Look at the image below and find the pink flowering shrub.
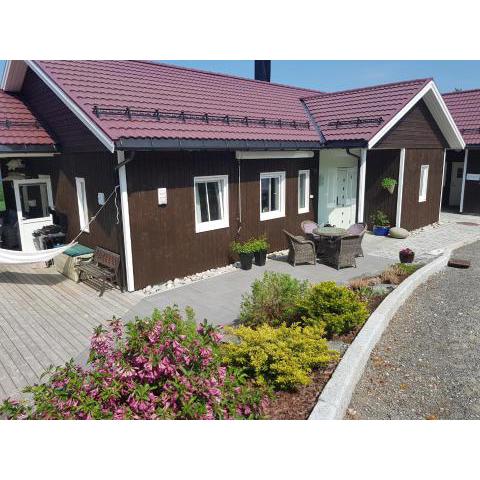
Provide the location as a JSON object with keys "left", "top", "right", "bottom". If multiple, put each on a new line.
{"left": 0, "top": 307, "right": 268, "bottom": 420}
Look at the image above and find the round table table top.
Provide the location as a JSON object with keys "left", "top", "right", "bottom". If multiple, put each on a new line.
{"left": 313, "top": 226, "right": 347, "bottom": 237}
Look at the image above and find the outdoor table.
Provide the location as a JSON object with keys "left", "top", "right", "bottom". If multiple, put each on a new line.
{"left": 312, "top": 226, "right": 347, "bottom": 237}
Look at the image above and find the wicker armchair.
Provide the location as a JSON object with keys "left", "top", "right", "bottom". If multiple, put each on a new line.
{"left": 283, "top": 230, "right": 316, "bottom": 266}
{"left": 346, "top": 222, "right": 367, "bottom": 257}
{"left": 320, "top": 234, "right": 359, "bottom": 270}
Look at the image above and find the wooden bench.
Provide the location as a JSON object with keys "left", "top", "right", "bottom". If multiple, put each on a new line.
{"left": 75, "top": 247, "right": 122, "bottom": 296}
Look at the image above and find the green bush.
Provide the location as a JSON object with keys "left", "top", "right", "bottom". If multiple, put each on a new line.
{"left": 231, "top": 240, "right": 256, "bottom": 255}
{"left": 239, "top": 272, "right": 308, "bottom": 327}
{"left": 249, "top": 235, "right": 270, "bottom": 252}
{"left": 394, "top": 262, "right": 422, "bottom": 275}
{"left": 222, "top": 323, "right": 338, "bottom": 390}
{"left": 297, "top": 281, "right": 369, "bottom": 337}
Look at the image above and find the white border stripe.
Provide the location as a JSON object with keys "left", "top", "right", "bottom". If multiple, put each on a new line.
{"left": 395, "top": 148, "right": 405, "bottom": 227}
{"left": 25, "top": 61, "right": 115, "bottom": 153}
{"left": 357, "top": 148, "right": 367, "bottom": 222}
{"left": 117, "top": 151, "right": 135, "bottom": 291}
{"left": 460, "top": 148, "right": 469, "bottom": 213}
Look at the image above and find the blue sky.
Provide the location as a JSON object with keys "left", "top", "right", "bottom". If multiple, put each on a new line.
{"left": 1, "top": 60, "right": 479, "bottom": 93}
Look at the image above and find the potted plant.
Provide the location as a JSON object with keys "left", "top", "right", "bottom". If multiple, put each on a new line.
{"left": 251, "top": 235, "right": 270, "bottom": 266}
{"left": 371, "top": 210, "right": 391, "bottom": 236}
{"left": 231, "top": 240, "right": 255, "bottom": 270}
{"left": 399, "top": 247, "right": 415, "bottom": 263}
{"left": 381, "top": 177, "right": 397, "bottom": 194}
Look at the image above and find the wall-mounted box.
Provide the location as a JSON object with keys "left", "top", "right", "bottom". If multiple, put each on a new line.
{"left": 158, "top": 188, "right": 167, "bottom": 205}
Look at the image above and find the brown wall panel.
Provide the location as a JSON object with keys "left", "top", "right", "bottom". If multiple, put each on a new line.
{"left": 21, "top": 68, "right": 107, "bottom": 153}
{"left": 401, "top": 149, "right": 444, "bottom": 230}
{"left": 27, "top": 152, "right": 121, "bottom": 253}
{"left": 364, "top": 149, "right": 400, "bottom": 228}
{"left": 126, "top": 151, "right": 318, "bottom": 289}
{"left": 375, "top": 100, "right": 448, "bottom": 150}
{"left": 463, "top": 149, "right": 480, "bottom": 214}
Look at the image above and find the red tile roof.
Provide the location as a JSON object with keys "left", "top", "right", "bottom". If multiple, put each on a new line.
{"left": 443, "top": 89, "right": 480, "bottom": 146}
{"left": 302, "top": 78, "right": 432, "bottom": 143}
{"left": 0, "top": 90, "right": 54, "bottom": 146}
{"left": 33, "top": 60, "right": 323, "bottom": 144}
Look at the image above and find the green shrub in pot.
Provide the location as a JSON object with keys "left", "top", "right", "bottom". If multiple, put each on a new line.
{"left": 250, "top": 235, "right": 270, "bottom": 266}
{"left": 231, "top": 240, "right": 256, "bottom": 270}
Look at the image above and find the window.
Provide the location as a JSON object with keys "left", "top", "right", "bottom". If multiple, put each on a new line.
{"left": 298, "top": 169, "right": 310, "bottom": 213}
{"left": 194, "top": 175, "right": 229, "bottom": 233}
{"left": 260, "top": 171, "right": 286, "bottom": 221}
{"left": 418, "top": 165, "right": 429, "bottom": 202}
{"left": 75, "top": 177, "right": 89, "bottom": 232}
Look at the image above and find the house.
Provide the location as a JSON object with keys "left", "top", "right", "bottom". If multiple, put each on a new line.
{"left": 0, "top": 60, "right": 464, "bottom": 291}
{"left": 442, "top": 89, "right": 480, "bottom": 214}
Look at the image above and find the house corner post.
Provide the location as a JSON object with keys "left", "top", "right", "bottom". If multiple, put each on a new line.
{"left": 117, "top": 151, "right": 135, "bottom": 292}
{"left": 395, "top": 148, "right": 406, "bottom": 228}
{"left": 460, "top": 148, "right": 469, "bottom": 213}
{"left": 357, "top": 148, "right": 367, "bottom": 222}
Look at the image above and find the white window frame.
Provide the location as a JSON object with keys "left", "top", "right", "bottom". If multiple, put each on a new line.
{"left": 193, "top": 175, "right": 229, "bottom": 233}
{"left": 75, "top": 177, "right": 89, "bottom": 233}
{"left": 259, "top": 171, "right": 286, "bottom": 221}
{"left": 418, "top": 165, "right": 429, "bottom": 203}
{"left": 298, "top": 169, "right": 310, "bottom": 214}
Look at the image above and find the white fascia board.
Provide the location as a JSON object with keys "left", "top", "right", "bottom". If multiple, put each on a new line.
{"left": 0, "top": 60, "right": 11, "bottom": 90}
{"left": 25, "top": 61, "right": 116, "bottom": 153}
{"left": 0, "top": 152, "right": 57, "bottom": 158}
{"left": 236, "top": 150, "right": 314, "bottom": 160}
{"left": 368, "top": 81, "right": 465, "bottom": 150}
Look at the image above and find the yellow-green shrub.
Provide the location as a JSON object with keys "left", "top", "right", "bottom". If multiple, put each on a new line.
{"left": 222, "top": 323, "right": 338, "bottom": 391}
{"left": 297, "top": 281, "right": 369, "bottom": 337}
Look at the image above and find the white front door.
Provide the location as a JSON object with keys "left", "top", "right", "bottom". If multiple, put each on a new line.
{"left": 449, "top": 161, "right": 464, "bottom": 207}
{"left": 13, "top": 178, "right": 54, "bottom": 252}
{"left": 329, "top": 167, "right": 357, "bottom": 228}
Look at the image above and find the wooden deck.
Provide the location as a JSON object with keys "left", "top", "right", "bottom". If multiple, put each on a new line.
{"left": 0, "top": 262, "right": 142, "bottom": 401}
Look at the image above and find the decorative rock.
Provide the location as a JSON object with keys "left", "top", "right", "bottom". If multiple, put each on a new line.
{"left": 389, "top": 227, "right": 409, "bottom": 239}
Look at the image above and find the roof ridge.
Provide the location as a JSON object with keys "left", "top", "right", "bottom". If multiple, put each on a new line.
{"left": 301, "top": 77, "right": 432, "bottom": 101}
{"left": 443, "top": 87, "right": 480, "bottom": 96}
{"left": 128, "top": 60, "right": 324, "bottom": 95}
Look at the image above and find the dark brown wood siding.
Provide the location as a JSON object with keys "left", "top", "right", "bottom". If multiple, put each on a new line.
{"left": 26, "top": 152, "right": 121, "bottom": 253}
{"left": 375, "top": 100, "right": 448, "bottom": 149}
{"left": 126, "top": 151, "right": 318, "bottom": 289}
{"left": 401, "top": 149, "right": 444, "bottom": 230}
{"left": 463, "top": 149, "right": 480, "bottom": 214}
{"left": 20, "top": 68, "right": 107, "bottom": 153}
{"left": 364, "top": 149, "right": 400, "bottom": 228}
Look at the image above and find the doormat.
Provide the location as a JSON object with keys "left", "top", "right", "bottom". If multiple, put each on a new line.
{"left": 448, "top": 258, "right": 471, "bottom": 269}
{"left": 456, "top": 222, "right": 480, "bottom": 226}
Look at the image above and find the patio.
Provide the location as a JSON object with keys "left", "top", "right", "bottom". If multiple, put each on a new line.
{"left": 1, "top": 211, "right": 480, "bottom": 402}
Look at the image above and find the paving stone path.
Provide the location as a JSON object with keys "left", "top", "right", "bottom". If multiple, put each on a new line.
{"left": 348, "top": 240, "right": 480, "bottom": 420}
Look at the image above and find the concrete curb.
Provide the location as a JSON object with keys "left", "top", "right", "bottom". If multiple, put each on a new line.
{"left": 308, "top": 237, "right": 478, "bottom": 420}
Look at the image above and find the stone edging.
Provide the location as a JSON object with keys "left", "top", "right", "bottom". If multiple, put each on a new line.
{"left": 308, "top": 238, "right": 478, "bottom": 420}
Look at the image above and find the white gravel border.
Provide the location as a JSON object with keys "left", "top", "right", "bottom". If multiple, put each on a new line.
{"left": 309, "top": 238, "right": 479, "bottom": 420}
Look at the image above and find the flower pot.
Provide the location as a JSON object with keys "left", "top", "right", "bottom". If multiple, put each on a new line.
{"left": 373, "top": 225, "right": 390, "bottom": 236}
{"left": 239, "top": 252, "right": 254, "bottom": 270}
{"left": 399, "top": 251, "right": 415, "bottom": 263}
{"left": 254, "top": 249, "right": 267, "bottom": 266}
{"left": 387, "top": 185, "right": 395, "bottom": 194}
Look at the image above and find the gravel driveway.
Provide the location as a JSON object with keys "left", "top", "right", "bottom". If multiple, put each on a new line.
{"left": 347, "top": 240, "right": 480, "bottom": 420}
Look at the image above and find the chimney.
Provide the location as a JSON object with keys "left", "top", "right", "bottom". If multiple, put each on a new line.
{"left": 254, "top": 60, "right": 271, "bottom": 82}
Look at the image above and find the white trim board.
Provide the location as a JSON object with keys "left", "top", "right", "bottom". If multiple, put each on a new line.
{"left": 460, "top": 148, "right": 469, "bottom": 213}
{"left": 368, "top": 81, "right": 465, "bottom": 150}
{"left": 236, "top": 150, "right": 314, "bottom": 160}
{"left": 117, "top": 151, "right": 135, "bottom": 292}
{"left": 357, "top": 148, "right": 367, "bottom": 222}
{"left": 395, "top": 148, "right": 406, "bottom": 227}
{"left": 24, "top": 61, "right": 116, "bottom": 153}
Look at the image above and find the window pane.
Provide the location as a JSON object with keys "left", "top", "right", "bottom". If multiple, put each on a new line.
{"left": 261, "top": 178, "right": 270, "bottom": 212}
{"left": 197, "top": 182, "right": 209, "bottom": 222}
{"left": 270, "top": 177, "right": 279, "bottom": 211}
{"left": 20, "top": 183, "right": 49, "bottom": 219}
{"left": 299, "top": 173, "right": 306, "bottom": 208}
{"left": 207, "top": 181, "right": 222, "bottom": 221}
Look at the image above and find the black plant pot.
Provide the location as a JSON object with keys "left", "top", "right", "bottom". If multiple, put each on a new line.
{"left": 399, "top": 252, "right": 415, "bottom": 264}
{"left": 254, "top": 249, "right": 267, "bottom": 266}
{"left": 239, "top": 252, "right": 254, "bottom": 270}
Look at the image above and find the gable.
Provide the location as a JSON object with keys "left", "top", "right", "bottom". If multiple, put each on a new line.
{"left": 374, "top": 99, "right": 448, "bottom": 149}
{"left": 20, "top": 68, "right": 109, "bottom": 153}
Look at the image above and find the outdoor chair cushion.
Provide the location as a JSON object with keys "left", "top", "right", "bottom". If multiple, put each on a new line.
{"left": 389, "top": 227, "right": 409, "bottom": 239}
